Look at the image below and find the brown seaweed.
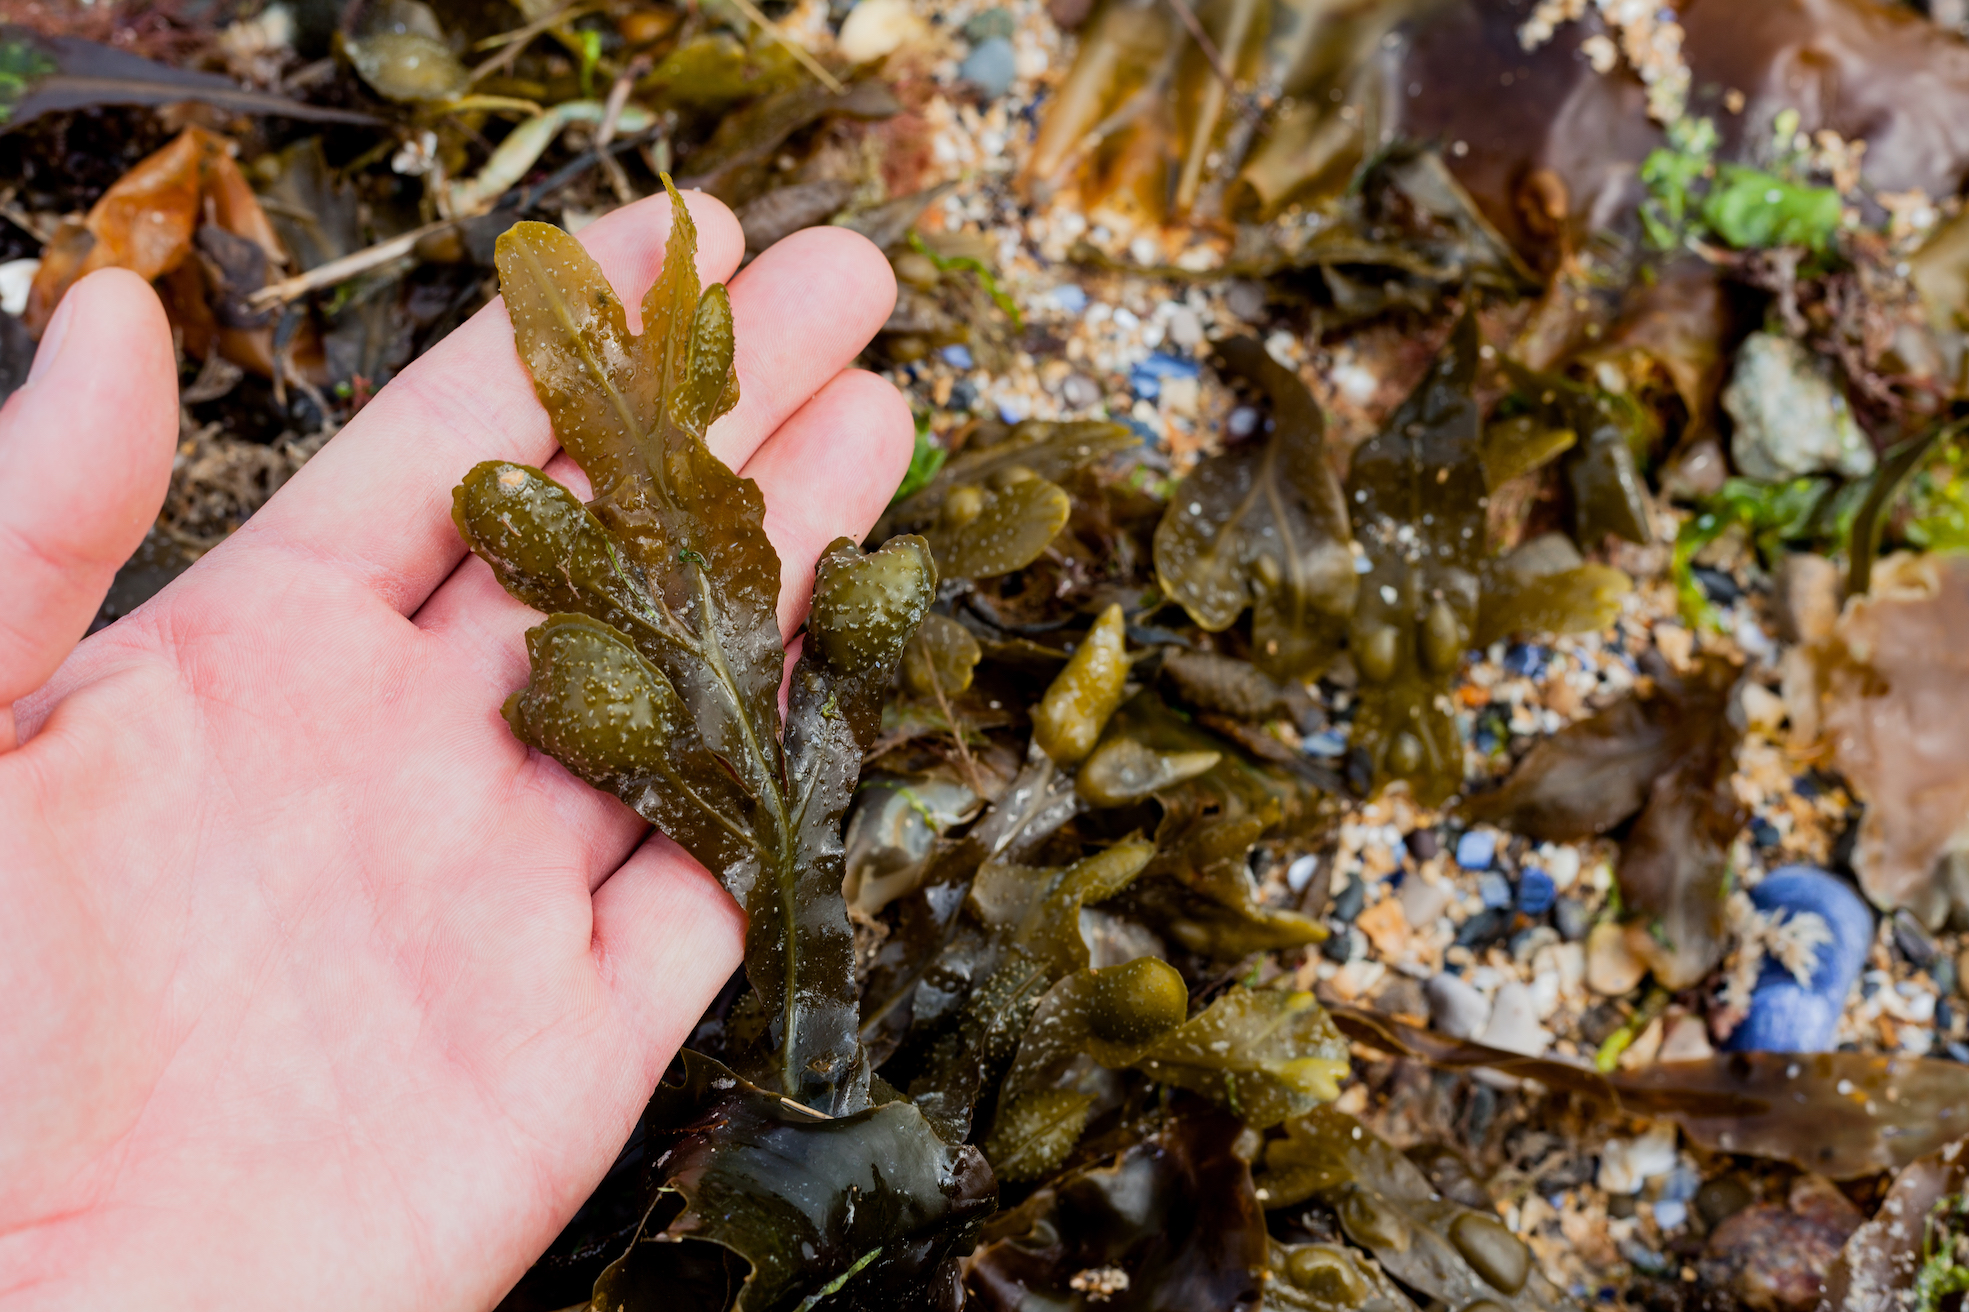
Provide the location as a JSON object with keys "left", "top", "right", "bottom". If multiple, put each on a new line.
{"left": 1463, "top": 655, "right": 1744, "bottom": 988}
{"left": 1154, "top": 336, "right": 1356, "bottom": 681}
{"left": 1332, "top": 1005, "right": 1969, "bottom": 1180}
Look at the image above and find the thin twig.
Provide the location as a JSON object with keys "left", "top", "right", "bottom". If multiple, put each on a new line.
{"left": 922, "top": 652, "right": 987, "bottom": 798}
{"left": 720, "top": 0, "right": 844, "bottom": 94}
{"left": 593, "top": 57, "right": 651, "bottom": 206}
{"left": 469, "top": 0, "right": 600, "bottom": 82}
{"left": 248, "top": 128, "right": 660, "bottom": 309}
{"left": 248, "top": 222, "right": 444, "bottom": 309}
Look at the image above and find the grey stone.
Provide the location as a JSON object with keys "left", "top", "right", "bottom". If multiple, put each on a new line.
{"left": 1723, "top": 332, "right": 1876, "bottom": 483}
{"left": 957, "top": 35, "right": 1016, "bottom": 98}
{"left": 1480, "top": 981, "right": 1553, "bottom": 1057}
{"left": 1166, "top": 306, "right": 1204, "bottom": 349}
{"left": 1425, "top": 972, "right": 1491, "bottom": 1040}
{"left": 1061, "top": 372, "right": 1101, "bottom": 409}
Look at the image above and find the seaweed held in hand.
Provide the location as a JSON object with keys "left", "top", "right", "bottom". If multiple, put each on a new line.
{"left": 455, "top": 184, "right": 987, "bottom": 1309}
{"left": 1154, "top": 336, "right": 1356, "bottom": 681}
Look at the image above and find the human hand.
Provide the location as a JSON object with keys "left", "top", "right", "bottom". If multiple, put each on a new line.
{"left": 0, "top": 192, "right": 909, "bottom": 1310}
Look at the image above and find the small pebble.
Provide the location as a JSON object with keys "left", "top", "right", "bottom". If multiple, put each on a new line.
{"left": 1586, "top": 921, "right": 1647, "bottom": 995}
{"left": 1285, "top": 854, "right": 1319, "bottom": 894}
{"left": 1331, "top": 878, "right": 1366, "bottom": 923}
{"left": 1399, "top": 875, "right": 1454, "bottom": 928}
{"left": 1934, "top": 954, "right": 1958, "bottom": 997}
{"left": 1455, "top": 908, "right": 1511, "bottom": 950}
{"left": 948, "top": 379, "right": 979, "bottom": 411}
{"left": 1060, "top": 372, "right": 1101, "bottom": 408}
{"left": 1406, "top": 828, "right": 1441, "bottom": 861}
{"left": 1658, "top": 1013, "right": 1715, "bottom": 1061}
{"left": 1690, "top": 565, "right": 1743, "bottom": 605}
{"left": 1501, "top": 642, "right": 1549, "bottom": 679}
{"left": 1426, "top": 971, "right": 1492, "bottom": 1040}
{"left": 1727, "top": 866, "right": 1873, "bottom": 1054}
{"left": 1518, "top": 868, "right": 1556, "bottom": 916}
{"left": 1661, "top": 1164, "right": 1703, "bottom": 1203}
{"left": 1651, "top": 1200, "right": 1688, "bottom": 1231}
{"left": 1893, "top": 908, "right": 1937, "bottom": 967}
{"left": 1456, "top": 829, "right": 1497, "bottom": 870}
{"left": 1322, "top": 924, "right": 1365, "bottom": 964}
{"left": 1479, "top": 981, "right": 1552, "bottom": 1056}
{"left": 1541, "top": 844, "right": 1580, "bottom": 889}
{"left": 956, "top": 35, "right": 1016, "bottom": 98}
{"left": 837, "top": 0, "right": 923, "bottom": 61}
{"left": 1225, "top": 280, "right": 1266, "bottom": 320}
{"left": 1226, "top": 405, "right": 1259, "bottom": 438}
{"left": 940, "top": 343, "right": 974, "bottom": 369}
{"left": 1129, "top": 351, "right": 1200, "bottom": 400}
{"left": 1303, "top": 728, "right": 1348, "bottom": 757}
{"left": 1166, "top": 306, "right": 1204, "bottom": 350}
{"left": 1598, "top": 1123, "right": 1678, "bottom": 1194}
{"left": 1554, "top": 896, "right": 1591, "bottom": 943}
{"left": 1695, "top": 1174, "right": 1754, "bottom": 1229}
{"left": 1049, "top": 284, "right": 1089, "bottom": 314}
{"left": 1478, "top": 871, "right": 1514, "bottom": 910}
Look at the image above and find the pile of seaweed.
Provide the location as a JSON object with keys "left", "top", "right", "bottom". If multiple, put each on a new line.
{"left": 458, "top": 161, "right": 1969, "bottom": 1306}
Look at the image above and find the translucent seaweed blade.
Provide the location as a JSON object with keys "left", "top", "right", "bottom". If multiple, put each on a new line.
{"left": 494, "top": 221, "right": 659, "bottom": 511}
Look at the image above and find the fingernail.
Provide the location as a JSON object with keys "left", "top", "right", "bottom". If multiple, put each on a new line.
{"left": 25, "top": 291, "right": 77, "bottom": 389}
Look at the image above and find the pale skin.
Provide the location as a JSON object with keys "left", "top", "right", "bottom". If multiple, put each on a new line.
{"left": 0, "top": 191, "right": 911, "bottom": 1309}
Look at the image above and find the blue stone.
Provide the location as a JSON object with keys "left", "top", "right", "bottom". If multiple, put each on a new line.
{"left": 940, "top": 343, "right": 974, "bottom": 370}
{"left": 957, "top": 35, "right": 1017, "bottom": 99}
{"left": 1948, "top": 1041, "right": 1969, "bottom": 1064}
{"left": 1129, "top": 351, "right": 1200, "bottom": 400}
{"left": 1518, "top": 868, "right": 1556, "bottom": 916}
{"left": 1303, "top": 728, "right": 1348, "bottom": 758}
{"left": 1478, "top": 871, "right": 1513, "bottom": 910}
{"left": 1455, "top": 829, "right": 1497, "bottom": 870}
{"left": 1502, "top": 641, "right": 1549, "bottom": 679}
{"left": 1049, "top": 283, "right": 1088, "bottom": 313}
{"left": 1726, "top": 866, "right": 1874, "bottom": 1054}
{"left": 1749, "top": 816, "right": 1780, "bottom": 848}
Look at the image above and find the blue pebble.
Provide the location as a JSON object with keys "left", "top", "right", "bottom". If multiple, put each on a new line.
{"left": 1049, "top": 283, "right": 1089, "bottom": 313}
{"left": 1749, "top": 816, "right": 1781, "bottom": 848}
{"left": 958, "top": 35, "right": 1017, "bottom": 99}
{"left": 1502, "top": 641, "right": 1549, "bottom": 679}
{"left": 1455, "top": 829, "right": 1497, "bottom": 870}
{"left": 1129, "top": 351, "right": 1200, "bottom": 400}
{"left": 1726, "top": 866, "right": 1874, "bottom": 1055}
{"left": 1303, "top": 728, "right": 1348, "bottom": 758}
{"left": 940, "top": 343, "right": 974, "bottom": 370}
{"left": 1478, "top": 871, "right": 1514, "bottom": 910}
{"left": 1518, "top": 868, "right": 1556, "bottom": 916}
{"left": 1948, "top": 1041, "right": 1969, "bottom": 1065}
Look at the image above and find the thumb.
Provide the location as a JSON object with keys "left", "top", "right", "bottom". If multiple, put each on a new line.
{"left": 0, "top": 269, "right": 177, "bottom": 751}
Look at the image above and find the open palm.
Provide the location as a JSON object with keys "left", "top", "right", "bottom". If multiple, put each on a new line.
{"left": 0, "top": 192, "right": 909, "bottom": 1311}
